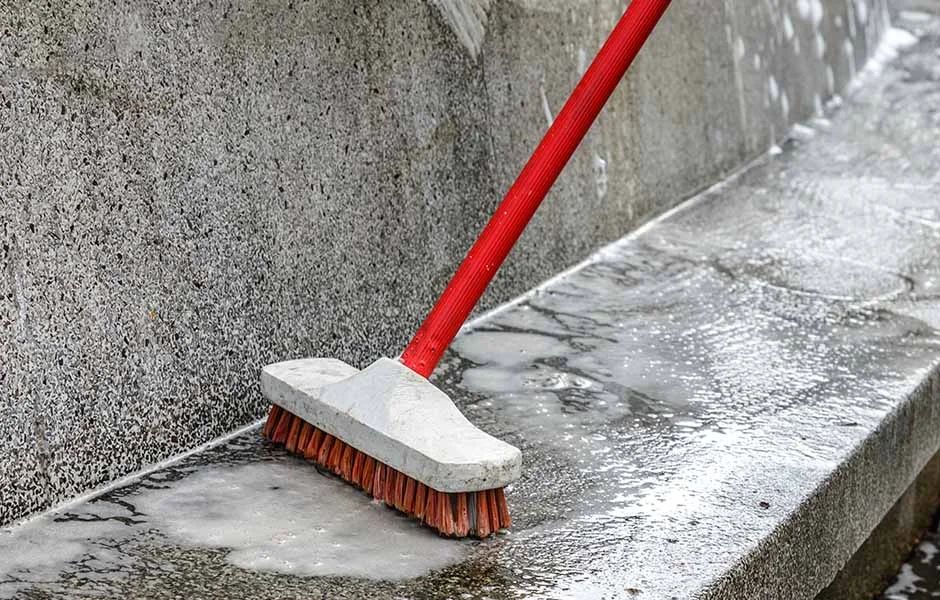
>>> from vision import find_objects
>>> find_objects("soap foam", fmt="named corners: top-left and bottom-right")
top-left (0, 460), bottom-right (467, 596)
top-left (133, 461), bottom-right (467, 579)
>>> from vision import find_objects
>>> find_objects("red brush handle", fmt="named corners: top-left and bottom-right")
top-left (401, 0), bottom-right (672, 378)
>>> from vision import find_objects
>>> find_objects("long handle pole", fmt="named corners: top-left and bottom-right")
top-left (401, 0), bottom-right (672, 378)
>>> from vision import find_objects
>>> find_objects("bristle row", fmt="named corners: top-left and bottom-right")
top-left (261, 405), bottom-right (511, 538)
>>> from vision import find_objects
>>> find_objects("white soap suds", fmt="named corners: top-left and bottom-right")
top-left (813, 94), bottom-right (824, 117)
top-left (592, 153), bottom-right (608, 200)
top-left (790, 123), bottom-right (816, 142)
top-left (844, 0), bottom-right (856, 38)
top-left (920, 540), bottom-right (938, 565)
top-left (854, 0), bottom-right (868, 26)
top-left (815, 32), bottom-right (826, 59)
top-left (428, 0), bottom-right (491, 59)
top-left (734, 37), bottom-right (745, 61)
top-left (134, 462), bottom-right (467, 579)
top-left (883, 564), bottom-right (925, 599)
top-left (0, 519), bottom-right (126, 591)
top-left (0, 462), bottom-right (467, 594)
top-left (540, 84), bottom-right (554, 127)
top-left (725, 21), bottom-right (749, 136)
top-left (453, 331), bottom-right (570, 367)
top-left (810, 117), bottom-right (832, 130)
top-left (797, 0), bottom-right (812, 20)
top-left (843, 38), bottom-right (857, 78)
top-left (783, 13), bottom-right (795, 40)
top-left (768, 76), bottom-right (780, 101)
top-left (882, 27), bottom-right (919, 50)
top-left (899, 10), bottom-right (931, 23)
top-left (809, 0), bottom-right (824, 27)
top-left (847, 27), bottom-right (918, 94)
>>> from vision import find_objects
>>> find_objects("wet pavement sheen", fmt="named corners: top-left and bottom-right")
top-left (3, 7), bottom-right (940, 600)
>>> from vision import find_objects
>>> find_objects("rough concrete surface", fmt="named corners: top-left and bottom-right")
top-left (0, 0), bottom-right (891, 523)
top-left (1, 6), bottom-right (938, 598)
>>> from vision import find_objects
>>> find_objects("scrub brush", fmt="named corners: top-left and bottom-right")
top-left (262, 0), bottom-right (672, 538)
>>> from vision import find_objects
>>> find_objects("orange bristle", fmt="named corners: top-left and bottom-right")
top-left (361, 456), bottom-right (376, 494)
top-left (403, 477), bottom-right (417, 513)
top-left (285, 417), bottom-right (303, 453)
top-left (327, 439), bottom-right (346, 473)
top-left (487, 489), bottom-right (501, 533)
top-left (373, 463), bottom-right (386, 502)
top-left (475, 490), bottom-right (491, 538)
top-left (262, 407), bottom-right (511, 539)
top-left (440, 492), bottom-right (455, 535)
top-left (394, 471), bottom-right (408, 511)
top-left (351, 450), bottom-right (365, 485)
top-left (384, 467), bottom-right (398, 508)
top-left (414, 483), bottom-right (428, 520)
top-left (495, 487), bottom-right (512, 529)
top-left (304, 428), bottom-right (323, 459)
top-left (455, 492), bottom-right (470, 537)
top-left (272, 412), bottom-right (293, 444)
top-left (339, 445), bottom-right (355, 479)
top-left (317, 434), bottom-right (335, 465)
top-left (296, 422), bottom-right (313, 451)
top-left (262, 405), bottom-right (282, 438)
top-left (425, 487), bottom-right (437, 528)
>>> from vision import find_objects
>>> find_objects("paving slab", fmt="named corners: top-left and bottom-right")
top-left (2, 8), bottom-right (940, 600)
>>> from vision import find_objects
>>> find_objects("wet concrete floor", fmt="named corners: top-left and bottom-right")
top-left (3, 6), bottom-right (940, 600)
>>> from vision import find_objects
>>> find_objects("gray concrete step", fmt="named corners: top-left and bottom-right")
top-left (2, 7), bottom-right (939, 600)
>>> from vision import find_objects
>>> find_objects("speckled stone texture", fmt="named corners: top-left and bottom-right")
top-left (0, 1), bottom-right (890, 525)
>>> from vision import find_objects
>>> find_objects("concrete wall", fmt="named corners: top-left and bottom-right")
top-left (0, 0), bottom-right (890, 525)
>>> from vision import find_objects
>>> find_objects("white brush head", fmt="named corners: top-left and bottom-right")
top-left (260, 357), bottom-right (522, 493)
